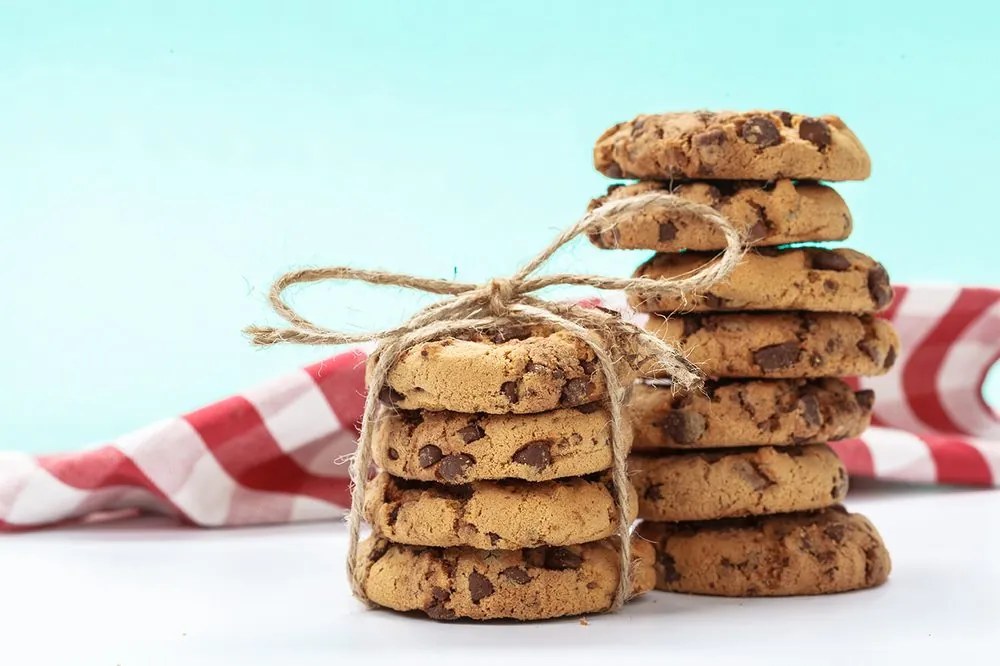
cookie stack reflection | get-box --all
[355,327,656,620]
[589,110,896,596]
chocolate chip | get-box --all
[694,128,725,146]
[418,445,442,468]
[487,532,500,546]
[798,394,822,428]
[740,116,782,147]
[544,547,583,570]
[662,410,707,445]
[580,359,598,376]
[386,504,400,525]
[867,265,893,309]
[809,249,851,271]
[457,423,485,443]
[511,440,552,470]
[644,484,663,500]
[425,587,455,620]
[575,402,601,414]
[738,461,775,491]
[824,523,846,543]
[824,279,839,293]
[604,162,624,179]
[658,552,681,582]
[832,473,848,499]
[748,220,769,242]
[500,567,531,584]
[855,389,875,411]
[560,378,591,405]
[468,571,494,603]
[753,341,801,371]
[799,117,832,148]
[387,447,399,461]
[760,414,781,432]
[857,339,881,363]
[658,221,678,242]
[883,345,897,369]
[438,453,475,482]
[682,316,702,337]
[775,110,794,127]
[378,386,405,407]
[500,381,520,404]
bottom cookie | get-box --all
[357,536,655,620]
[636,507,890,597]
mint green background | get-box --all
[2,1,998,453]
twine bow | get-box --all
[246,192,746,612]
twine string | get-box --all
[245,191,746,612]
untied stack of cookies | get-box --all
[354,326,655,620]
[589,110,897,596]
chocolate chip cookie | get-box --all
[631,247,893,314]
[373,405,620,482]
[588,180,851,251]
[644,313,900,378]
[629,445,846,522]
[594,110,870,181]
[364,472,637,549]
[631,379,873,449]
[356,535,656,620]
[636,507,891,596]
[381,326,608,414]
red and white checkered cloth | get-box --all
[1,285,997,531]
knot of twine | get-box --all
[245,191,746,612]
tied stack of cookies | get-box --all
[355,325,656,620]
[589,110,897,597]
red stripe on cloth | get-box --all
[918,433,995,487]
[38,446,179,516]
[305,351,367,434]
[904,289,1000,434]
[184,397,346,505]
[830,437,876,479]
[33,447,187,525]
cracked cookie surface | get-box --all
[364,472,637,549]
[381,326,608,414]
[631,247,892,314]
[373,405,619,482]
[629,445,846,521]
[594,110,870,181]
[631,378,873,449]
[636,507,891,596]
[588,180,851,251]
[357,535,655,620]
[644,312,900,379]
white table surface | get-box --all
[3,480,998,666]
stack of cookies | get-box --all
[589,110,896,596]
[354,326,655,620]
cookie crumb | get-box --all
[579,617,590,626]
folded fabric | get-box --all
[1,285,996,531]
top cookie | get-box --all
[381,325,608,414]
[594,110,871,181]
